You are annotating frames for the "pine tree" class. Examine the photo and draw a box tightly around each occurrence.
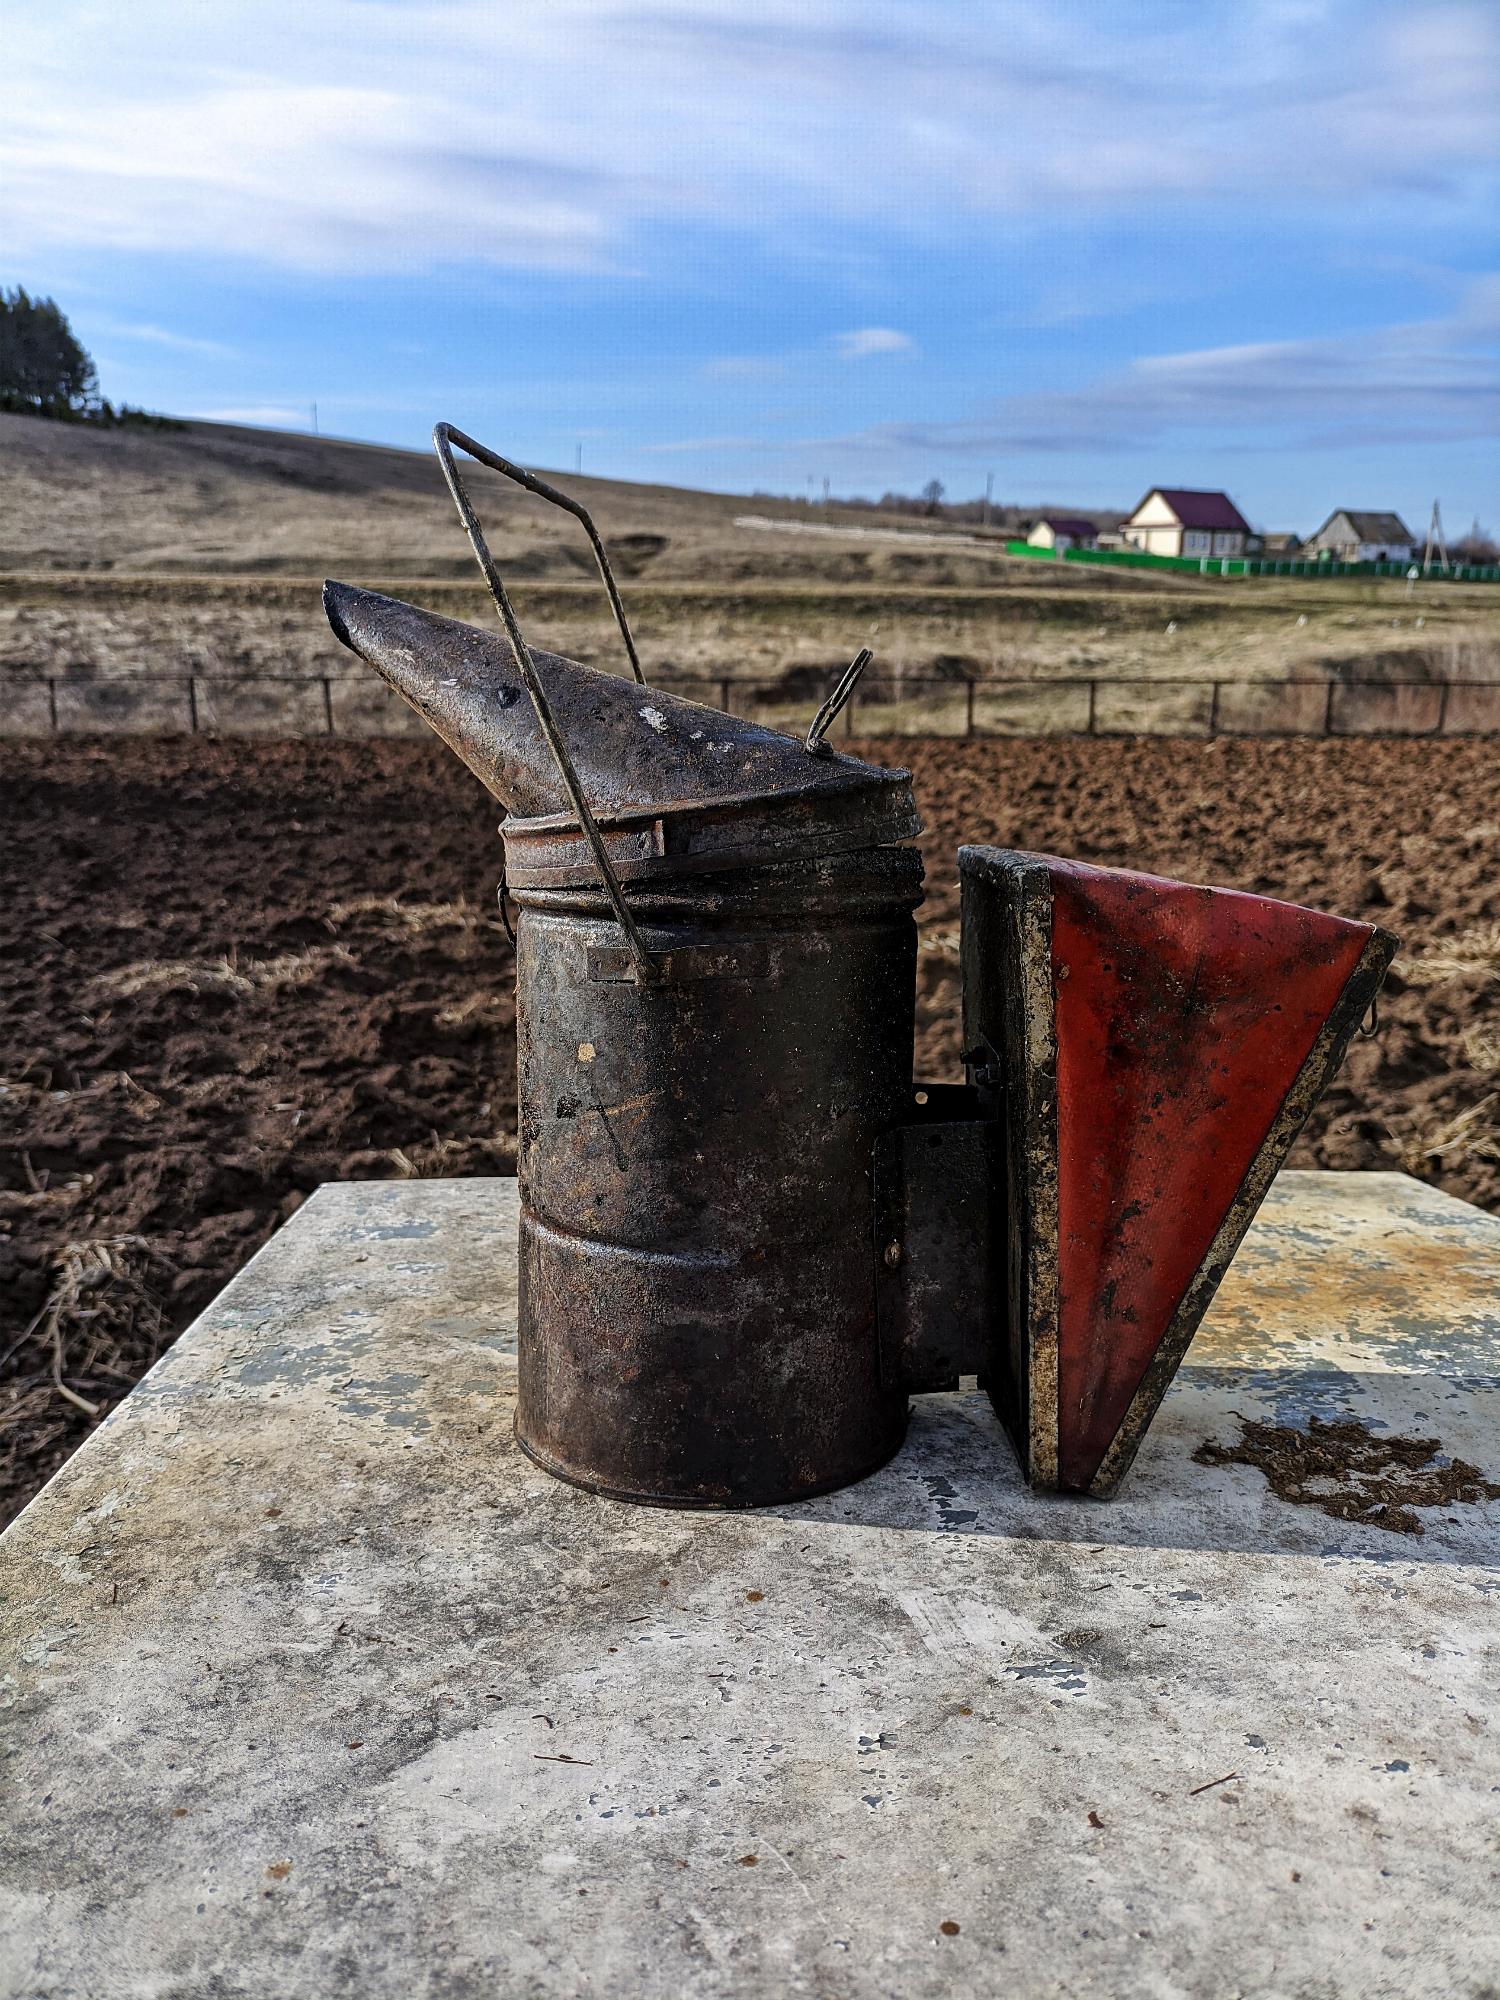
[0,287,100,419]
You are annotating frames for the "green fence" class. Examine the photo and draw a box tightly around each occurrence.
[1003,541,1500,584]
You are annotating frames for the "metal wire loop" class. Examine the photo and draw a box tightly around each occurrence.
[433,423,656,986]
[433,423,645,687]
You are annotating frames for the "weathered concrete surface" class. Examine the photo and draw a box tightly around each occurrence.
[2,1171,1497,1999]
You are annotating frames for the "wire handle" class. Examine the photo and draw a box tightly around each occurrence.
[805,647,872,756]
[433,423,655,985]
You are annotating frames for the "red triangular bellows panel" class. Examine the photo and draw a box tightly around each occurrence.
[959,848,1396,1495]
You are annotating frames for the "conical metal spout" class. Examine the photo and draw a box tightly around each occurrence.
[324,582,920,879]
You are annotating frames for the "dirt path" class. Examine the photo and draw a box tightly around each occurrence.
[3,736,1496,1524]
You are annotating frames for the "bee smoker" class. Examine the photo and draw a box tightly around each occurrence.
[324,427,1395,1508]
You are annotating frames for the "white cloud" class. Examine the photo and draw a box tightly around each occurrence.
[833,328,915,359]
[807,276,1500,459]
[2,1,1496,274]
[98,321,240,359]
[187,405,310,427]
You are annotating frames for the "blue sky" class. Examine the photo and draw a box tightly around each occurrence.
[6,0,1498,531]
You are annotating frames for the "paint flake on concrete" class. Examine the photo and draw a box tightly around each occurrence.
[1,1170,1497,1997]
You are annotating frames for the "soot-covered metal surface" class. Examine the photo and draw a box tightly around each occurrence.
[2,1171,1497,1998]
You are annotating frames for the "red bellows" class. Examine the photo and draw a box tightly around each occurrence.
[959,848,1396,1496]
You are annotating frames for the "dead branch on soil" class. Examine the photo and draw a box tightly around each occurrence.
[434,992,510,1028]
[0,1070,161,1116]
[1387,1093,1500,1177]
[0,1173,96,1214]
[326,895,504,936]
[345,1133,518,1180]
[86,945,354,1003]
[10,1235,164,1419]
[1404,924,1500,987]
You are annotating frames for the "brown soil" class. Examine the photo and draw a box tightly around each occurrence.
[4,735,1498,1526]
[1194,1416,1500,1536]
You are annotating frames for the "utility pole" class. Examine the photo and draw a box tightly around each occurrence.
[822,477,830,507]
[1422,499,1449,575]
[982,471,993,529]
[311,402,318,436]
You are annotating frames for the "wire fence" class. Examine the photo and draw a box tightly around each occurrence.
[646,674,1500,739]
[8,672,1500,738]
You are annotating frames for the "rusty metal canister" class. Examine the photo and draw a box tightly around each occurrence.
[325,577,926,1507]
[323,433,1395,1512]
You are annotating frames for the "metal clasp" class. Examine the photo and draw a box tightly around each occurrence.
[805,647,873,756]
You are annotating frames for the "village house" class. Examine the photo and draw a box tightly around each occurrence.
[1026,514,1098,553]
[1302,510,1416,564]
[1119,488,1251,559]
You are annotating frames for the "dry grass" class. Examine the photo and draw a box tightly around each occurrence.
[1462,1025,1500,1074]
[1,1070,161,1115]
[1404,925,1500,986]
[0,1173,96,1214]
[1388,1093,1500,1177]
[339,1132,518,1179]
[86,944,353,1003]
[434,992,511,1029]
[3,1234,162,1420]
[326,895,504,936]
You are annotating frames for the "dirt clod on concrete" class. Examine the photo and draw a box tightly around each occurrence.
[1194,1415,1500,1535]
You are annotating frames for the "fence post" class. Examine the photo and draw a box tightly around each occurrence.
[1208,682,1220,737]
[719,676,732,716]
[966,679,976,738]
[322,678,335,735]
[1087,681,1097,735]
[1323,681,1335,736]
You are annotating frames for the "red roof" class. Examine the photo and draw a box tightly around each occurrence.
[1131,488,1250,533]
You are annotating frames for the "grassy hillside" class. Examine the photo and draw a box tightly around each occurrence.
[2,413,1496,695]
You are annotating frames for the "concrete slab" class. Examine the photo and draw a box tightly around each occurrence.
[3,1171,1497,1998]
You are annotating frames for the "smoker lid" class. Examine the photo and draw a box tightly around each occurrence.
[325,582,921,881]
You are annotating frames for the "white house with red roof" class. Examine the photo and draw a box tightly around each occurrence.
[1026,514,1099,552]
[1120,488,1251,559]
